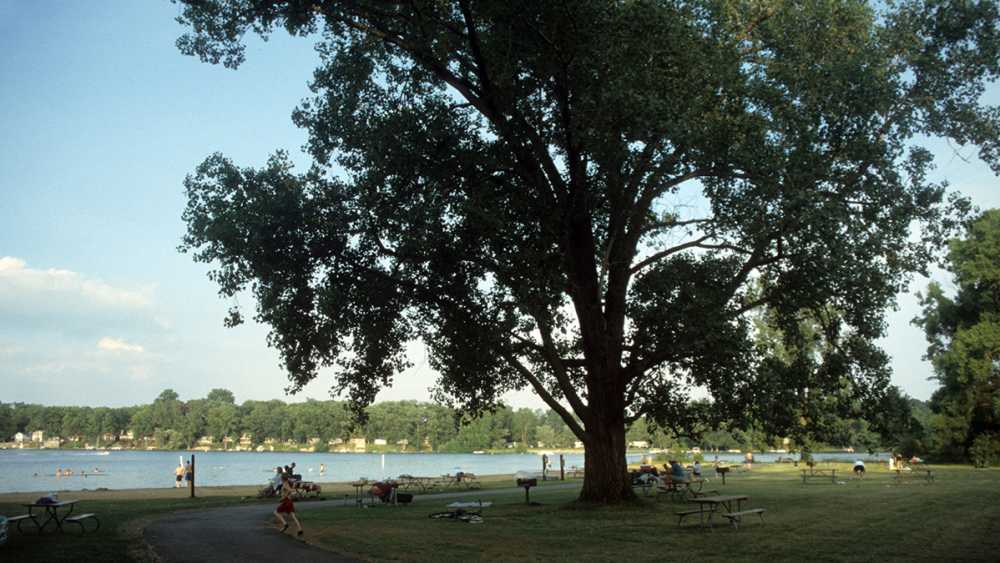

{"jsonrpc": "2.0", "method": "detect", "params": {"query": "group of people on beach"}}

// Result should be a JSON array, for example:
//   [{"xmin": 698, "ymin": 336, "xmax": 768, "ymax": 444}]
[{"xmin": 174, "ymin": 460, "xmax": 192, "ymax": 488}]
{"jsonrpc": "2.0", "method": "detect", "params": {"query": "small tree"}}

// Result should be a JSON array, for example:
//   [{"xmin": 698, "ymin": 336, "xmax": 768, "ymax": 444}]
[
  {"xmin": 917, "ymin": 209, "xmax": 1000, "ymax": 463},
  {"xmin": 969, "ymin": 433, "xmax": 1000, "ymax": 468}
]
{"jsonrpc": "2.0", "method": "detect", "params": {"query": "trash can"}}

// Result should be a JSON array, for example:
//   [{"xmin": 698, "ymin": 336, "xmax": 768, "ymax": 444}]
[{"xmin": 0, "ymin": 515, "xmax": 8, "ymax": 546}]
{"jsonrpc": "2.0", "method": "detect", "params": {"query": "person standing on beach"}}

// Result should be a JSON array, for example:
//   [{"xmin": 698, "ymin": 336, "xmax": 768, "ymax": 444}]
[
  {"xmin": 273, "ymin": 474, "xmax": 303, "ymax": 536},
  {"xmin": 175, "ymin": 463, "xmax": 184, "ymax": 488},
  {"xmin": 184, "ymin": 460, "xmax": 192, "ymax": 486}
]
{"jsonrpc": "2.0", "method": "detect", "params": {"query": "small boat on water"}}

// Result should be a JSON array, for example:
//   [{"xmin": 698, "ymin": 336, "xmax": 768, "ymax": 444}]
[{"xmin": 472, "ymin": 451, "xmax": 486, "ymax": 455}]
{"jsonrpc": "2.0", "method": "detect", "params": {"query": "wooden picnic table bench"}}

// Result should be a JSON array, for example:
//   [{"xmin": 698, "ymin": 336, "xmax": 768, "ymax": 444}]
[
  {"xmin": 800, "ymin": 468, "xmax": 837, "ymax": 484},
  {"xmin": 397, "ymin": 475, "xmax": 438, "ymax": 492},
  {"xmin": 63, "ymin": 513, "xmax": 100, "ymax": 533},
  {"xmin": 894, "ymin": 468, "xmax": 934, "ymax": 484},
  {"xmin": 435, "ymin": 472, "xmax": 481, "ymax": 490},
  {"xmin": 20, "ymin": 499, "xmax": 83, "ymax": 533},
  {"xmin": 674, "ymin": 508, "xmax": 704, "ymax": 525},
  {"xmin": 657, "ymin": 476, "xmax": 714, "ymax": 502},
  {"xmin": 6, "ymin": 514, "xmax": 36, "ymax": 534},
  {"xmin": 720, "ymin": 508, "xmax": 766, "ymax": 529},
  {"xmin": 429, "ymin": 500, "xmax": 492, "ymax": 524},
  {"xmin": 681, "ymin": 494, "xmax": 753, "ymax": 529}
]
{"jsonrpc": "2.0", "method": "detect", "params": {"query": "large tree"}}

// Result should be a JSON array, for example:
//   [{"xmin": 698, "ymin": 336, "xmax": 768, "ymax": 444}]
[
  {"xmin": 175, "ymin": 0, "xmax": 1000, "ymax": 502},
  {"xmin": 916, "ymin": 209, "xmax": 1000, "ymax": 464}
]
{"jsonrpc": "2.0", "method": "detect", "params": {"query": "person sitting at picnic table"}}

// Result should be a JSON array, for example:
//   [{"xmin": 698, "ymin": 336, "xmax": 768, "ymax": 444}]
[
  {"xmin": 271, "ymin": 466, "xmax": 285, "ymax": 493},
  {"xmin": 669, "ymin": 460, "xmax": 690, "ymax": 482},
  {"xmin": 638, "ymin": 464, "xmax": 659, "ymax": 476},
  {"xmin": 370, "ymin": 481, "xmax": 396, "ymax": 503},
  {"xmin": 853, "ymin": 459, "xmax": 866, "ymax": 478},
  {"xmin": 284, "ymin": 462, "xmax": 302, "ymax": 482}
]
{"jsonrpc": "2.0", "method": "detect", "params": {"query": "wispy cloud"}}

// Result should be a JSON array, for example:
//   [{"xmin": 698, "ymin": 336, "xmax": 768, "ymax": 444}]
[
  {"xmin": 0, "ymin": 256, "xmax": 151, "ymax": 309},
  {"xmin": 97, "ymin": 336, "xmax": 144, "ymax": 353}
]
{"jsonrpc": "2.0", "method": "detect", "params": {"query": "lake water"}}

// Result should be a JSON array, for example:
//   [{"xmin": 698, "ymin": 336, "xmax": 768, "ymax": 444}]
[{"xmin": 0, "ymin": 449, "xmax": 888, "ymax": 494}]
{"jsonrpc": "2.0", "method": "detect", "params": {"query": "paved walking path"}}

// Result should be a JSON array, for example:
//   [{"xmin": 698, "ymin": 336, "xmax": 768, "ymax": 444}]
[{"xmin": 145, "ymin": 482, "xmax": 581, "ymax": 562}]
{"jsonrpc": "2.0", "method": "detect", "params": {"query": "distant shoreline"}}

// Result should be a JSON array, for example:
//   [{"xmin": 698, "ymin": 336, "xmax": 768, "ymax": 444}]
[
  {"xmin": 0, "ymin": 444, "xmax": 861, "ymax": 456},
  {"xmin": 0, "ymin": 445, "xmax": 594, "ymax": 455}
]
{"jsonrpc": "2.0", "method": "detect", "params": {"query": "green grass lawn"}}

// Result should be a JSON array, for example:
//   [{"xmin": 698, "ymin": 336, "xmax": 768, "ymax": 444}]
[
  {"xmin": 0, "ymin": 494, "xmax": 263, "ymax": 561},
  {"xmin": 0, "ymin": 473, "xmax": 533, "ymax": 561},
  {"xmin": 303, "ymin": 463, "xmax": 1000, "ymax": 562},
  {"xmin": 1, "ymin": 464, "xmax": 998, "ymax": 562}
]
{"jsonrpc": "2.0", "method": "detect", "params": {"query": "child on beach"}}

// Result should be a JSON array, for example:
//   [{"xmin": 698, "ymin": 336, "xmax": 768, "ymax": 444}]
[{"xmin": 274, "ymin": 474, "xmax": 303, "ymax": 536}]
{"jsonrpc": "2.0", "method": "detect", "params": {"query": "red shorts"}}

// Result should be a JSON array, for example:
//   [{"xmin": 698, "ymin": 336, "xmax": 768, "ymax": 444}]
[{"xmin": 276, "ymin": 498, "xmax": 295, "ymax": 513}]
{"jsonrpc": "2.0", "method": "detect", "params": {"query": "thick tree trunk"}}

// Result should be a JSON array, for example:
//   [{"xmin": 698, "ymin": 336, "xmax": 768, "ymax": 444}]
[{"xmin": 578, "ymin": 413, "xmax": 635, "ymax": 503}]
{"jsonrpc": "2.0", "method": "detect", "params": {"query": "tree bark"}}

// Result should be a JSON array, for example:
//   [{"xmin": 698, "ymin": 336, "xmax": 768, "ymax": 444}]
[{"xmin": 579, "ymin": 407, "xmax": 635, "ymax": 503}]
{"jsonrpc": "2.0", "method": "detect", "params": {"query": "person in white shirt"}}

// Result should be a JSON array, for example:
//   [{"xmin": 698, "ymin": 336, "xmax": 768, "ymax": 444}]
[{"xmin": 853, "ymin": 459, "xmax": 866, "ymax": 478}]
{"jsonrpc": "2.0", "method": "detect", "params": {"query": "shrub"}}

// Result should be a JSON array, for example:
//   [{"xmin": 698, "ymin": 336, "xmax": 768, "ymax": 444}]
[{"xmin": 969, "ymin": 433, "xmax": 1000, "ymax": 468}]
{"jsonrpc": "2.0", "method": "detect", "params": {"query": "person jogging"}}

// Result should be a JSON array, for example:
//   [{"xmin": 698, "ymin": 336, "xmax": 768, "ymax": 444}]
[{"xmin": 273, "ymin": 474, "xmax": 303, "ymax": 536}]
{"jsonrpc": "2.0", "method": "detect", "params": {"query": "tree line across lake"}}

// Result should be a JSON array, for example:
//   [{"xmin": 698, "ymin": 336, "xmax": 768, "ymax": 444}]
[{"xmin": 1, "ymin": 388, "xmax": 915, "ymax": 454}]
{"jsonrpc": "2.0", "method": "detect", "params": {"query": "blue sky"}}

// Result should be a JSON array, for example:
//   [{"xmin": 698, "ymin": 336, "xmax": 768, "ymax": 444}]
[{"xmin": 1, "ymin": 1, "xmax": 997, "ymax": 409}]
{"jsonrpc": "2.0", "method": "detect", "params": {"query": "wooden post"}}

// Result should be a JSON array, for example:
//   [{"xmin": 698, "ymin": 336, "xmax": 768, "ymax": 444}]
[
  {"xmin": 559, "ymin": 454, "xmax": 565, "ymax": 481},
  {"xmin": 189, "ymin": 454, "xmax": 196, "ymax": 498}
]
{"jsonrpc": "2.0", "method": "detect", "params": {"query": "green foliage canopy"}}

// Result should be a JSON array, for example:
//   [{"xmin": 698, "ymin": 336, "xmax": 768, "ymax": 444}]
[
  {"xmin": 174, "ymin": 0, "xmax": 1000, "ymax": 500},
  {"xmin": 917, "ymin": 209, "xmax": 1000, "ymax": 463}
]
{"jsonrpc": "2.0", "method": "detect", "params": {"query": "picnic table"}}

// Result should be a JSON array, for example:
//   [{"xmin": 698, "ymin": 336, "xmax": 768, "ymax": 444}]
[
  {"xmin": 436, "ymin": 472, "xmax": 482, "ymax": 490},
  {"xmin": 397, "ymin": 475, "xmax": 438, "ymax": 493},
  {"xmin": 16, "ymin": 499, "xmax": 94, "ymax": 533},
  {"xmin": 800, "ymin": 468, "xmax": 837, "ymax": 484},
  {"xmin": 428, "ymin": 500, "xmax": 492, "ymax": 524},
  {"xmin": 657, "ymin": 476, "xmax": 714, "ymax": 502},
  {"xmin": 351, "ymin": 480, "xmax": 374, "ymax": 507},
  {"xmin": 675, "ymin": 494, "xmax": 763, "ymax": 529},
  {"xmin": 894, "ymin": 468, "xmax": 934, "ymax": 484}
]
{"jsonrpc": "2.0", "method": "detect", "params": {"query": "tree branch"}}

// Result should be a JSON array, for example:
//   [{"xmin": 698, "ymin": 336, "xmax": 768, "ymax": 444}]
[
  {"xmin": 628, "ymin": 234, "xmax": 713, "ymax": 274},
  {"xmin": 500, "ymin": 350, "xmax": 587, "ymax": 441},
  {"xmin": 533, "ymin": 312, "xmax": 591, "ymax": 420}
]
